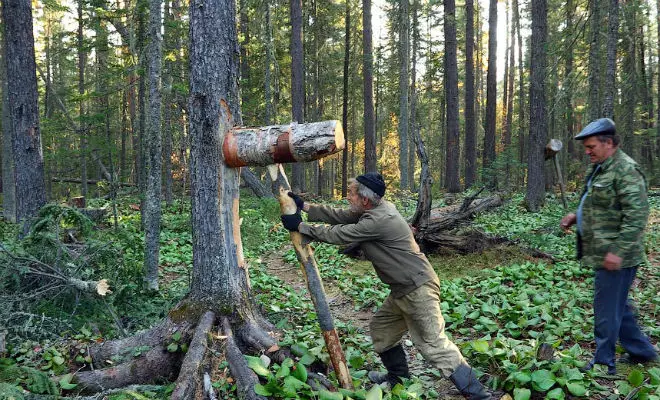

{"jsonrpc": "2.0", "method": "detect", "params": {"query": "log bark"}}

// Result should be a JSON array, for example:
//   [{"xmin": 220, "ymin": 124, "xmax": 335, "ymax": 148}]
[
  {"xmin": 267, "ymin": 164, "xmax": 353, "ymax": 390},
  {"xmin": 224, "ymin": 121, "xmax": 344, "ymax": 167},
  {"xmin": 221, "ymin": 317, "xmax": 267, "ymax": 400}
]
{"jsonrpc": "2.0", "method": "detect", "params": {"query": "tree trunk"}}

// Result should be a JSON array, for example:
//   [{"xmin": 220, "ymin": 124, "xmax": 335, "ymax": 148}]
[
  {"xmin": 526, "ymin": 0, "xmax": 547, "ymax": 212},
  {"xmin": 514, "ymin": 0, "xmax": 526, "ymax": 184},
  {"xmin": 341, "ymin": 0, "xmax": 350, "ymax": 197},
  {"xmin": 444, "ymin": 0, "xmax": 460, "ymax": 193},
  {"xmin": 362, "ymin": 0, "xmax": 376, "ymax": 173},
  {"xmin": 602, "ymin": 0, "xmax": 619, "ymax": 119},
  {"xmin": 0, "ymin": 8, "xmax": 16, "ymax": 219},
  {"xmin": 239, "ymin": 0, "xmax": 250, "ymax": 112},
  {"xmin": 290, "ymin": 0, "xmax": 305, "ymax": 192},
  {"xmin": 163, "ymin": 0, "xmax": 174, "ymax": 205},
  {"xmin": 398, "ymin": 0, "xmax": 409, "ymax": 190},
  {"xmin": 264, "ymin": 2, "xmax": 274, "ymax": 125},
  {"xmin": 621, "ymin": 1, "xmax": 636, "ymax": 156},
  {"xmin": 588, "ymin": 0, "xmax": 602, "ymax": 120},
  {"xmin": 143, "ymin": 0, "xmax": 163, "ymax": 290},
  {"xmin": 565, "ymin": 0, "xmax": 575, "ymax": 158},
  {"xmin": 1, "ymin": 0, "xmax": 46, "ymax": 226},
  {"xmin": 78, "ymin": 0, "xmax": 88, "ymax": 206},
  {"xmin": 504, "ymin": 0, "xmax": 515, "ymax": 188},
  {"xmin": 465, "ymin": 0, "xmax": 476, "ymax": 188},
  {"xmin": 484, "ymin": 0, "xmax": 498, "ymax": 189},
  {"xmin": 408, "ymin": 0, "xmax": 419, "ymax": 189},
  {"xmin": 657, "ymin": 0, "xmax": 660, "ymax": 159}
]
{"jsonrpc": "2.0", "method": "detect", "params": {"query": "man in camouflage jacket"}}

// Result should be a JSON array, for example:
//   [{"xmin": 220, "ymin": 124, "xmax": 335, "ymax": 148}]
[{"xmin": 560, "ymin": 118, "xmax": 657, "ymax": 375}]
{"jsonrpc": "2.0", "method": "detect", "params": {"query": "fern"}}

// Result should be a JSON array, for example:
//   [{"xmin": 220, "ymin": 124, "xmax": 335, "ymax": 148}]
[
  {"xmin": 0, "ymin": 382, "xmax": 25, "ymax": 400},
  {"xmin": 0, "ymin": 363, "xmax": 57, "ymax": 396},
  {"xmin": 22, "ymin": 366, "xmax": 58, "ymax": 395}
]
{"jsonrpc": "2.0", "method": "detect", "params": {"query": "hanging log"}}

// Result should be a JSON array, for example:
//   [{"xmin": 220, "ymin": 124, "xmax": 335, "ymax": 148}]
[
  {"xmin": 223, "ymin": 121, "xmax": 344, "ymax": 167},
  {"xmin": 545, "ymin": 139, "xmax": 568, "ymax": 209},
  {"xmin": 267, "ymin": 164, "xmax": 353, "ymax": 390}
]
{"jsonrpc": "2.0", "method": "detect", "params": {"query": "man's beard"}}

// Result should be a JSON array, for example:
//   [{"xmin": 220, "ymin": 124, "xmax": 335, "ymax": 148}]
[{"xmin": 349, "ymin": 202, "xmax": 364, "ymax": 213}]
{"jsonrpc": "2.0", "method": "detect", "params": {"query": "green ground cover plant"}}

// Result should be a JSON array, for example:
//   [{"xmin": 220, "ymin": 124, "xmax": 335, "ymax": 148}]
[{"xmin": 0, "ymin": 190, "xmax": 658, "ymax": 399}]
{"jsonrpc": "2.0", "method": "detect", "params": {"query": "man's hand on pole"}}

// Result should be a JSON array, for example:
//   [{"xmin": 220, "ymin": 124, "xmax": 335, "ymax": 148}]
[
  {"xmin": 281, "ymin": 212, "xmax": 302, "ymax": 232},
  {"xmin": 560, "ymin": 213, "xmax": 577, "ymax": 233},
  {"xmin": 288, "ymin": 192, "xmax": 308, "ymax": 212}
]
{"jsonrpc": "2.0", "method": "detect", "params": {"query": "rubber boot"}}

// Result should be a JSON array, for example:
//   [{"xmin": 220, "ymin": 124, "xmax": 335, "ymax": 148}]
[
  {"xmin": 449, "ymin": 362, "xmax": 492, "ymax": 400},
  {"xmin": 368, "ymin": 344, "xmax": 410, "ymax": 386}
]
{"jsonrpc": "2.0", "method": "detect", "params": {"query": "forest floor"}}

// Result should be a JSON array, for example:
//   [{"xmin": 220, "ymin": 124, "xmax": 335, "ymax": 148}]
[{"xmin": 0, "ymin": 190, "xmax": 659, "ymax": 399}]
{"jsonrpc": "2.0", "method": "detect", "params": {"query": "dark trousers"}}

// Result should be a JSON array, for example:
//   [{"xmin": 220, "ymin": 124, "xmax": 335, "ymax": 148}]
[{"xmin": 593, "ymin": 267, "xmax": 657, "ymax": 368}]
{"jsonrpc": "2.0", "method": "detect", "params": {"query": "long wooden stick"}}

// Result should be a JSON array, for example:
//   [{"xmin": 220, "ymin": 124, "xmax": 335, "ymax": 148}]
[{"xmin": 267, "ymin": 164, "xmax": 353, "ymax": 390}]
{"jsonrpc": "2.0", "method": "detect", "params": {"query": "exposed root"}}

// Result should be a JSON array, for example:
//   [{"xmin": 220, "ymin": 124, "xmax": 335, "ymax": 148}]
[
  {"xmin": 307, "ymin": 372, "xmax": 335, "ymax": 391},
  {"xmin": 221, "ymin": 316, "xmax": 267, "ymax": 400},
  {"xmin": 74, "ymin": 344, "xmax": 184, "ymax": 393},
  {"xmin": 88, "ymin": 317, "xmax": 192, "ymax": 368},
  {"xmin": 237, "ymin": 320, "xmax": 276, "ymax": 352},
  {"xmin": 171, "ymin": 311, "xmax": 216, "ymax": 400}
]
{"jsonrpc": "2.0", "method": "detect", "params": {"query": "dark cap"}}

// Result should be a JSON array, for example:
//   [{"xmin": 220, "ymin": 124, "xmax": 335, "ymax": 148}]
[
  {"xmin": 356, "ymin": 172, "xmax": 386, "ymax": 197},
  {"xmin": 574, "ymin": 118, "xmax": 616, "ymax": 140}
]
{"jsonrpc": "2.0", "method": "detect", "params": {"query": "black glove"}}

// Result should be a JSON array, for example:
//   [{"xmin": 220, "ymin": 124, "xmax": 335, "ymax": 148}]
[
  {"xmin": 288, "ymin": 192, "xmax": 305, "ymax": 211},
  {"xmin": 281, "ymin": 213, "xmax": 302, "ymax": 232}
]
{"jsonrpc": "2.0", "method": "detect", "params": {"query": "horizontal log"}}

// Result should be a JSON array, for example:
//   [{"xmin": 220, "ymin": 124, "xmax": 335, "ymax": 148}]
[
  {"xmin": 544, "ymin": 138, "xmax": 563, "ymax": 159},
  {"xmin": 223, "ymin": 121, "xmax": 344, "ymax": 167},
  {"xmin": 52, "ymin": 177, "xmax": 136, "ymax": 187}
]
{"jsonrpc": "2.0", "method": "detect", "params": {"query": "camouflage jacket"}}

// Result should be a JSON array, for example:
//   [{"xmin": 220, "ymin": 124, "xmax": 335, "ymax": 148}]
[{"xmin": 578, "ymin": 149, "xmax": 648, "ymax": 269}]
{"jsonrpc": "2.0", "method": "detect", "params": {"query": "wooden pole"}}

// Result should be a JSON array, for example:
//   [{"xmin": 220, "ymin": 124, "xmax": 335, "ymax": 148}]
[
  {"xmin": 545, "ymin": 139, "xmax": 568, "ymax": 210},
  {"xmin": 267, "ymin": 164, "xmax": 353, "ymax": 390}
]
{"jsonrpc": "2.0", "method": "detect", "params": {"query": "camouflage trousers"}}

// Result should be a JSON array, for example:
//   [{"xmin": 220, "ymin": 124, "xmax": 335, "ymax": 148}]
[{"xmin": 370, "ymin": 280, "xmax": 465, "ymax": 377}]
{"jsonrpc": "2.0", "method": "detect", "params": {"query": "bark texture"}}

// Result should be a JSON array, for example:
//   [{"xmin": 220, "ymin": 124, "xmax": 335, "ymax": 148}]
[
  {"xmin": 526, "ymin": 0, "xmax": 548, "ymax": 212},
  {"xmin": 290, "ymin": 0, "xmax": 305, "ymax": 192},
  {"xmin": 464, "ymin": 0, "xmax": 476, "ymax": 188},
  {"xmin": 1, "ymin": 0, "xmax": 46, "ymax": 225},
  {"xmin": 362, "ymin": 0, "xmax": 377, "ymax": 173},
  {"xmin": 444, "ymin": 0, "xmax": 460, "ymax": 193},
  {"xmin": 398, "ymin": 0, "xmax": 409, "ymax": 190}
]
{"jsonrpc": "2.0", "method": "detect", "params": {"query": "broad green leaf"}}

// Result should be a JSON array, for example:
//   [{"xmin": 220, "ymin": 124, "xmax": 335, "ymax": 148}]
[
  {"xmin": 292, "ymin": 362, "xmax": 308, "ymax": 383},
  {"xmin": 172, "ymin": 331, "xmax": 182, "ymax": 342},
  {"xmin": 510, "ymin": 371, "xmax": 532, "ymax": 384},
  {"xmin": 245, "ymin": 355, "xmax": 270, "ymax": 377},
  {"xmin": 365, "ymin": 384, "xmax": 383, "ymax": 400},
  {"xmin": 566, "ymin": 382, "xmax": 587, "ymax": 397},
  {"xmin": 531, "ymin": 369, "xmax": 556, "ymax": 392},
  {"xmin": 53, "ymin": 355, "xmax": 65, "ymax": 365},
  {"xmin": 546, "ymin": 387, "xmax": 565, "ymax": 399},
  {"xmin": 254, "ymin": 384, "xmax": 272, "ymax": 396},
  {"xmin": 628, "ymin": 369, "xmax": 645, "ymax": 387},
  {"xmin": 283, "ymin": 375, "xmax": 306, "ymax": 395},
  {"xmin": 318, "ymin": 389, "xmax": 343, "ymax": 400},
  {"xmin": 58, "ymin": 373, "xmax": 77, "ymax": 390},
  {"xmin": 471, "ymin": 340, "xmax": 489, "ymax": 353},
  {"xmin": 167, "ymin": 343, "xmax": 178, "ymax": 353},
  {"xmin": 275, "ymin": 363, "xmax": 290, "ymax": 378},
  {"xmin": 126, "ymin": 391, "xmax": 150, "ymax": 400},
  {"xmin": 648, "ymin": 367, "xmax": 660, "ymax": 385},
  {"xmin": 513, "ymin": 387, "xmax": 531, "ymax": 400},
  {"xmin": 563, "ymin": 367, "xmax": 583, "ymax": 382},
  {"xmin": 300, "ymin": 354, "xmax": 316, "ymax": 365}
]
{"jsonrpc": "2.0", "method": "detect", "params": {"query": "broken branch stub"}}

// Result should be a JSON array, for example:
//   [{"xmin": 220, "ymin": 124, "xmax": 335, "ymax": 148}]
[{"xmin": 223, "ymin": 120, "xmax": 345, "ymax": 167}]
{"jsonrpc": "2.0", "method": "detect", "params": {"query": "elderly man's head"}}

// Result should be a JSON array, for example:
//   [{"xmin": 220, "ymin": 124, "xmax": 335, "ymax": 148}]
[{"xmin": 347, "ymin": 172, "xmax": 385, "ymax": 212}]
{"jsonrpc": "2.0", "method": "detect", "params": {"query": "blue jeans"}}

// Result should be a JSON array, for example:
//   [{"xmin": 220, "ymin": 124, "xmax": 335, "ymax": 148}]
[{"xmin": 593, "ymin": 267, "xmax": 657, "ymax": 368}]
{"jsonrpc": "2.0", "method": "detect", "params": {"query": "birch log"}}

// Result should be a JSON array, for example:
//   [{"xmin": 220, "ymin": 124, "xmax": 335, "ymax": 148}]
[
  {"xmin": 223, "ymin": 121, "xmax": 344, "ymax": 167},
  {"xmin": 267, "ymin": 164, "xmax": 353, "ymax": 390}
]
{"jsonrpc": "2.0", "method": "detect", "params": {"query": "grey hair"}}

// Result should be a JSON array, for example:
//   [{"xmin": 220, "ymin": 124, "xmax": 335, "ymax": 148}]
[
  {"xmin": 348, "ymin": 178, "xmax": 383, "ymax": 206},
  {"xmin": 595, "ymin": 134, "xmax": 620, "ymax": 146}
]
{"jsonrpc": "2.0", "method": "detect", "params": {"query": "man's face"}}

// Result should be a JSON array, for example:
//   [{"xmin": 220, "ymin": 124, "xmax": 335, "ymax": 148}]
[
  {"xmin": 582, "ymin": 136, "xmax": 615, "ymax": 164},
  {"xmin": 347, "ymin": 183, "xmax": 365, "ymax": 213}
]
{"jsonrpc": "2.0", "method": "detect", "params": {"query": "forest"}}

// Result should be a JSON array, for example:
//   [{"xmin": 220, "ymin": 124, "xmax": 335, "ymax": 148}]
[{"xmin": 1, "ymin": 0, "xmax": 660, "ymax": 398}]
